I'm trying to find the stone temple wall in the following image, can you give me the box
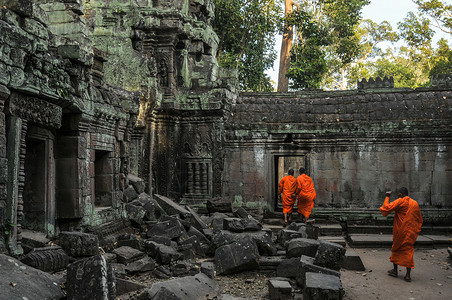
[0,1,139,255]
[223,84,452,220]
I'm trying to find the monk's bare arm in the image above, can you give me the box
[380,191,403,216]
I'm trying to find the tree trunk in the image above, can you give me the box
[277,0,296,92]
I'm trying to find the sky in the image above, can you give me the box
[265,0,450,86]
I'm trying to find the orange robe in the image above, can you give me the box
[296,174,316,218]
[380,196,423,268]
[278,175,297,214]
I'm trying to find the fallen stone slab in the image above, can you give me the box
[259,256,285,271]
[239,230,278,256]
[21,230,50,253]
[125,257,156,274]
[287,222,319,240]
[59,231,99,257]
[215,236,260,275]
[313,240,346,271]
[277,229,307,246]
[276,257,302,278]
[268,278,292,300]
[123,185,139,203]
[125,203,147,226]
[146,219,186,239]
[303,272,344,300]
[111,263,127,278]
[296,255,340,287]
[156,244,183,265]
[66,254,116,300]
[318,236,346,247]
[201,261,216,278]
[211,230,236,248]
[128,174,146,194]
[224,217,262,232]
[116,278,146,297]
[138,273,220,300]
[206,198,232,214]
[154,194,191,218]
[112,246,145,264]
[20,246,69,272]
[286,238,320,258]
[342,250,365,271]
[117,233,145,251]
[0,254,65,300]
[137,193,167,222]
[233,207,252,219]
[170,261,200,277]
[186,205,209,232]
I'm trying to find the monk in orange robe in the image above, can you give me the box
[380,187,423,282]
[278,169,297,226]
[295,167,316,223]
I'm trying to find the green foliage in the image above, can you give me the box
[414,0,452,33]
[285,0,370,90]
[430,38,452,75]
[213,0,282,91]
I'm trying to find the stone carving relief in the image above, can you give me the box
[6,93,62,128]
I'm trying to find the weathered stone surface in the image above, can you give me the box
[66,254,116,300]
[117,233,145,251]
[59,231,99,257]
[277,229,307,246]
[112,246,145,264]
[146,235,172,246]
[155,244,183,265]
[207,198,232,214]
[128,174,145,194]
[123,185,139,203]
[137,193,167,222]
[146,219,186,239]
[233,207,251,219]
[201,261,216,278]
[0,254,65,299]
[186,205,209,232]
[211,230,235,248]
[20,246,68,272]
[296,255,340,288]
[303,272,344,300]
[20,230,50,254]
[286,238,320,258]
[342,250,365,271]
[170,261,199,277]
[240,230,278,256]
[313,241,346,271]
[138,273,220,300]
[116,278,146,297]
[125,257,155,274]
[125,203,146,226]
[154,194,190,218]
[276,257,302,278]
[210,212,229,232]
[268,278,292,300]
[223,217,262,232]
[215,236,259,275]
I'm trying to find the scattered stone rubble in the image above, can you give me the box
[0,176,359,299]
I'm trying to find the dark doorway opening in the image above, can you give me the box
[94,150,113,208]
[23,139,47,232]
[274,155,306,210]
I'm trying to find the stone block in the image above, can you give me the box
[201,261,216,278]
[342,250,365,271]
[286,238,320,258]
[59,231,99,257]
[117,234,145,251]
[123,185,138,202]
[128,174,145,194]
[303,272,344,300]
[277,229,307,246]
[268,279,292,300]
[125,203,146,226]
[154,194,190,218]
[138,273,219,300]
[0,254,65,300]
[233,207,251,219]
[2,0,33,17]
[156,244,183,265]
[313,241,346,271]
[146,235,172,246]
[146,219,186,239]
[214,236,259,275]
[112,246,145,264]
[170,261,199,277]
[66,255,116,300]
[137,193,166,221]
[116,278,146,297]
[297,255,340,288]
[125,257,155,274]
[276,257,302,278]
[211,230,235,249]
[20,246,68,272]
[223,217,262,232]
[239,230,278,256]
[186,205,209,232]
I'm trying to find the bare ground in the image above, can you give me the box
[116,248,452,299]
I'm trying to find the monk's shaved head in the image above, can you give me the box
[288,169,294,175]
[299,167,306,174]
[399,187,408,196]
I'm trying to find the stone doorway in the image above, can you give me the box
[94,150,113,208]
[274,155,306,210]
[22,127,55,236]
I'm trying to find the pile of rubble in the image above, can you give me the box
[1,177,360,299]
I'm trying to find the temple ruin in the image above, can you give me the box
[0,0,451,292]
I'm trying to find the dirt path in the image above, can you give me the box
[341,248,452,300]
